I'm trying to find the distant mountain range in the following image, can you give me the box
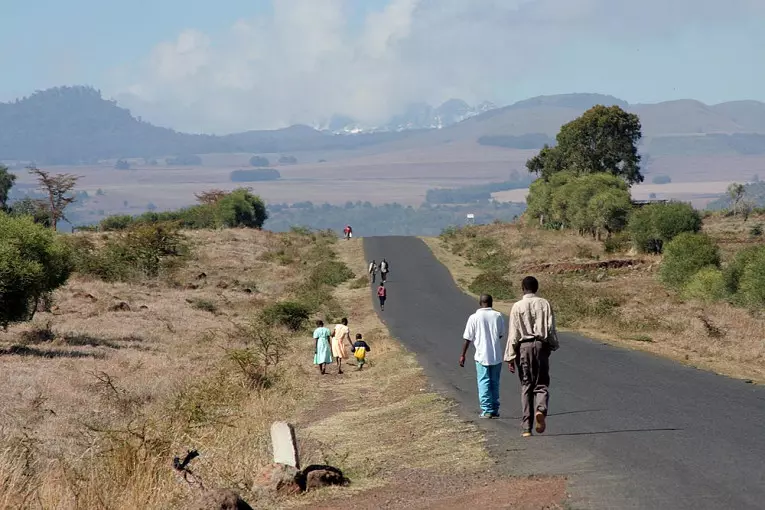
[3,87,765,164]
[317,99,498,134]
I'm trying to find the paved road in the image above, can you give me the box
[364,236,765,510]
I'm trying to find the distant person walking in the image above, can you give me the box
[377,282,387,311]
[369,260,378,283]
[343,225,353,240]
[380,258,389,283]
[505,276,560,437]
[331,318,354,374]
[459,294,505,419]
[312,320,333,375]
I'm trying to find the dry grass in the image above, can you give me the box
[0,228,491,509]
[427,218,765,384]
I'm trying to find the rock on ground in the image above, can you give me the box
[187,488,253,510]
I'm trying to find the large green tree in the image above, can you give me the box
[527,105,644,185]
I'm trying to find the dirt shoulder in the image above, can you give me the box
[423,220,765,384]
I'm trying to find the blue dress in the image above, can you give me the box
[313,327,333,365]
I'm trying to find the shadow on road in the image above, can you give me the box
[543,427,681,437]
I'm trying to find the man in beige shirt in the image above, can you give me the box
[504,276,559,437]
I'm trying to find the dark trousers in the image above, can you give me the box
[517,340,550,432]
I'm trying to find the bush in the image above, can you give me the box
[260,301,311,331]
[659,233,720,288]
[750,223,763,237]
[651,175,672,184]
[278,155,298,165]
[468,271,515,300]
[629,202,702,253]
[723,245,765,296]
[216,189,268,229]
[603,232,630,253]
[114,159,131,170]
[738,250,765,306]
[100,214,135,231]
[309,260,355,287]
[69,223,190,281]
[249,156,270,167]
[682,267,728,302]
[230,169,281,182]
[0,213,73,328]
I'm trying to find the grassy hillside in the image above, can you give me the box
[426,213,765,383]
[0,228,507,509]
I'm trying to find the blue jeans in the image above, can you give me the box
[476,362,502,415]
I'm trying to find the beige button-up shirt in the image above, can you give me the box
[504,293,560,362]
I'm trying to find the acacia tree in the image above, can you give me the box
[527,105,644,185]
[0,165,16,211]
[28,166,80,230]
[727,183,745,217]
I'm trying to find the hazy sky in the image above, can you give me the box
[2,0,764,133]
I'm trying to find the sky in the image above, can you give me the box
[2,0,764,134]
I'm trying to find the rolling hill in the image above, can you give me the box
[3,87,765,164]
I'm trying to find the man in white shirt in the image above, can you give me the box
[459,294,505,419]
[505,276,559,437]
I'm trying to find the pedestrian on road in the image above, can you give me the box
[343,225,353,240]
[369,260,378,283]
[312,320,333,375]
[377,282,387,311]
[505,276,560,437]
[459,294,505,419]
[380,258,389,283]
[331,318,354,374]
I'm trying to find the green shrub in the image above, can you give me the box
[468,271,515,300]
[682,267,728,303]
[603,232,630,253]
[0,213,73,328]
[191,299,218,313]
[629,202,702,254]
[723,245,765,295]
[750,223,763,238]
[69,223,190,281]
[100,214,135,231]
[737,249,765,307]
[260,301,311,331]
[659,233,720,288]
[309,260,355,287]
[216,188,268,228]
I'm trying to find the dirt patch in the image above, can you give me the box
[304,469,567,510]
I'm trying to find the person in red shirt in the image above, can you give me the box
[343,225,353,240]
[377,282,387,311]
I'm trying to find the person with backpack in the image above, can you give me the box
[380,259,389,283]
[343,225,353,240]
[377,282,387,311]
[353,333,371,370]
[368,260,378,283]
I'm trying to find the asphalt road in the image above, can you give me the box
[364,236,765,510]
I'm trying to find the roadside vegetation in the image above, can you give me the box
[1,164,498,508]
[428,104,765,383]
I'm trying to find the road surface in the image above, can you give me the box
[364,236,765,510]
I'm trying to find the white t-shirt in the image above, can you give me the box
[463,307,505,366]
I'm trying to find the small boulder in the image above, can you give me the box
[252,463,301,496]
[303,465,346,491]
[197,272,208,280]
[187,488,252,510]
[109,302,131,312]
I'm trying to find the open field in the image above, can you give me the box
[425,213,765,384]
[11,144,765,220]
[0,226,566,509]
